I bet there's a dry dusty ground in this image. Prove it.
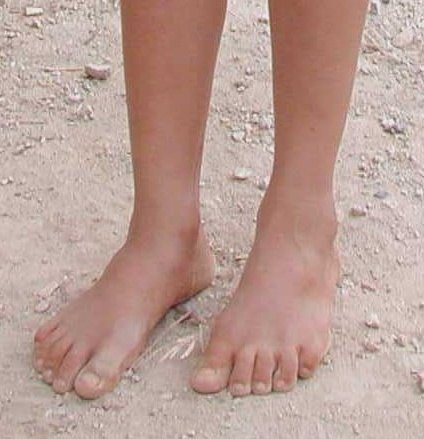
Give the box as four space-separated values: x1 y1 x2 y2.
0 0 423 438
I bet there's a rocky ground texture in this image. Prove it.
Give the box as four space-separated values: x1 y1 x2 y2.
0 0 423 438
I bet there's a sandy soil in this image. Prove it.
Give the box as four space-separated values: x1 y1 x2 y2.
0 0 423 438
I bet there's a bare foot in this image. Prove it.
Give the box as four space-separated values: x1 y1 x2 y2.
33 226 214 399
191 193 339 396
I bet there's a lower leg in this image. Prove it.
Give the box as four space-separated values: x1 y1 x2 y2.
192 0 369 396
33 0 227 399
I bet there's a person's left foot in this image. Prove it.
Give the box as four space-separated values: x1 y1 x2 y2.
191 193 339 396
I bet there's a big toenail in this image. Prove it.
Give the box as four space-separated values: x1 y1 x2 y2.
80 371 102 388
196 368 218 379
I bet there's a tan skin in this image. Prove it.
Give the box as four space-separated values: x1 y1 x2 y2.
33 0 369 399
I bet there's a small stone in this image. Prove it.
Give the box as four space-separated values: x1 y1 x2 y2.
0 176 14 186
186 431 196 438
24 7 44 16
394 334 407 347
365 313 380 329
369 0 381 15
374 190 389 200
257 177 269 191
161 392 174 401
363 340 380 353
361 282 376 293
380 117 406 135
411 338 421 353
231 130 245 142
392 27 415 48
415 371 424 392
35 300 51 314
232 167 252 181
36 281 60 299
349 206 367 217
85 63 112 80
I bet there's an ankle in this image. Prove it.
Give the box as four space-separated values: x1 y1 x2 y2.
257 181 338 251
126 208 202 251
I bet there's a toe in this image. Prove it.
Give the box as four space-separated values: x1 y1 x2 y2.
298 344 323 379
53 344 91 394
251 349 275 395
228 347 256 397
42 336 73 380
34 316 61 343
191 338 233 395
272 349 298 392
33 327 65 372
74 342 137 400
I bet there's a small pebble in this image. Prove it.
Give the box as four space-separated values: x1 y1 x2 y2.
349 206 367 217
365 313 380 329
369 0 381 15
232 167 252 181
24 7 44 17
363 340 380 353
35 300 51 314
394 334 407 347
161 392 174 401
392 27 415 48
85 63 112 80
380 117 406 134
231 130 245 142
415 371 424 392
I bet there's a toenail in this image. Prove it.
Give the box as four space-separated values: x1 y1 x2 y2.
252 382 268 394
80 371 102 389
43 369 53 383
274 380 292 392
195 368 218 379
230 383 249 397
53 379 67 393
299 368 313 379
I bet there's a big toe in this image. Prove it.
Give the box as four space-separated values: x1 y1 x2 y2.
74 343 137 399
191 341 233 394
191 366 232 394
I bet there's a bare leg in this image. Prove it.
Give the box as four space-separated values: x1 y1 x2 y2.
33 0 226 399
192 0 369 396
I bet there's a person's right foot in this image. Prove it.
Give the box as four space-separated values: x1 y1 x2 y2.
33 226 214 399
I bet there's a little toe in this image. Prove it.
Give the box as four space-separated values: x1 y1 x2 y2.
228 348 256 397
53 344 91 394
251 350 275 395
298 346 322 379
272 349 298 392
74 343 135 400
191 341 233 395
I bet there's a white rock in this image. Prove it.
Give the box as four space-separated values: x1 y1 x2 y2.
85 63 112 80
369 0 381 15
232 167 252 181
35 300 51 314
231 130 245 142
392 28 415 48
365 313 380 329
24 7 44 17
349 206 367 217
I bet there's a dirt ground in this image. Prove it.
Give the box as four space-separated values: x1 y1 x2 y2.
0 0 423 438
